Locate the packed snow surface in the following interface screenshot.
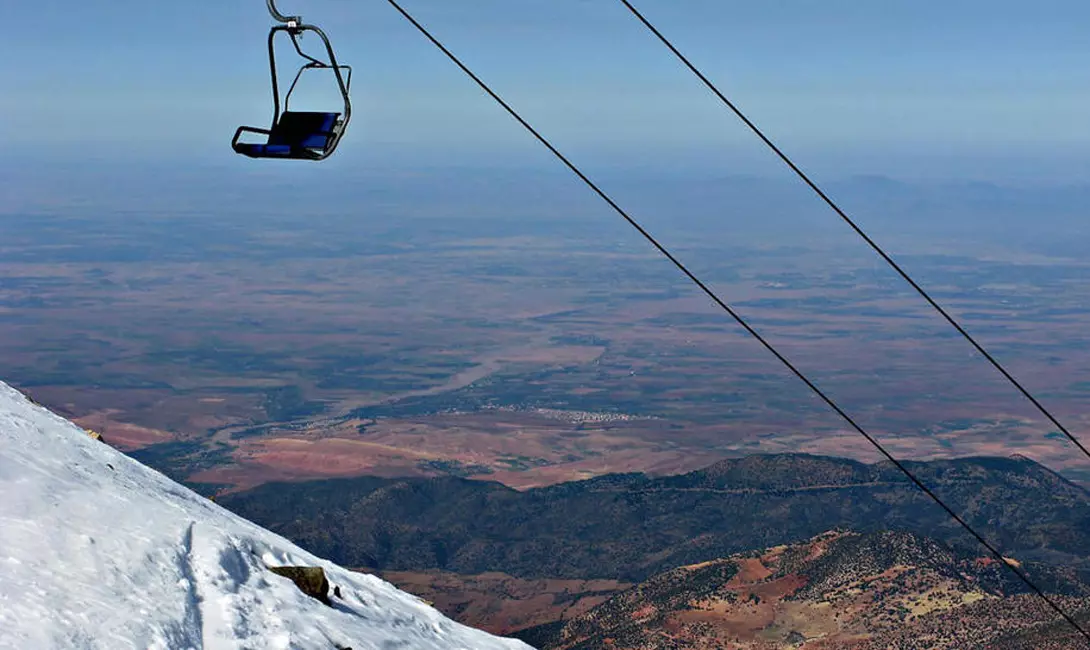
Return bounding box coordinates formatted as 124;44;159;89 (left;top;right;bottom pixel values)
0;381;533;650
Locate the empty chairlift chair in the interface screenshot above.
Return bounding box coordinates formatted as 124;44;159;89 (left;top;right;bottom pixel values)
232;6;352;161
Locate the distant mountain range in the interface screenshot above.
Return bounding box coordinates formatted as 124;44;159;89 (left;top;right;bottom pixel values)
219;453;1090;582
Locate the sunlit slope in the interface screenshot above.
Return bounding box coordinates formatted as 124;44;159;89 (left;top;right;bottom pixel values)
0;381;532;650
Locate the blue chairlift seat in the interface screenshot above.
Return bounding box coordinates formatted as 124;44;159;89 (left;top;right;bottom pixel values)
233;111;342;160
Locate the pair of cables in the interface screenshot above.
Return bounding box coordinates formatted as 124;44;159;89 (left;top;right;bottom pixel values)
380;0;1090;640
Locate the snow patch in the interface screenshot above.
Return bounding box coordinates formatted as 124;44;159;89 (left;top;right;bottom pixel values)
0;381;533;650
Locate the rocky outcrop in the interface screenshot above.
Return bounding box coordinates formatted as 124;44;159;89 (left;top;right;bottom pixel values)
268;565;331;605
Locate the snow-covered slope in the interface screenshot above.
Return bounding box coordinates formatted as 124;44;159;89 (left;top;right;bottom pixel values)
0;382;534;650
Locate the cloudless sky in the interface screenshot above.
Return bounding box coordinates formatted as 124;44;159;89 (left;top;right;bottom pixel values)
4;0;1090;183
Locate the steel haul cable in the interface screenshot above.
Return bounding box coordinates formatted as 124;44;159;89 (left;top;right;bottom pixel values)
617;0;1090;465
381;0;1090;641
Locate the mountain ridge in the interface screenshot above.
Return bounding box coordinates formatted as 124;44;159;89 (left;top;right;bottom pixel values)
219;451;1090;582
516;529;1090;649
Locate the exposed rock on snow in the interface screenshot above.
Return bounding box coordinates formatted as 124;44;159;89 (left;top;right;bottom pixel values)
267;566;331;605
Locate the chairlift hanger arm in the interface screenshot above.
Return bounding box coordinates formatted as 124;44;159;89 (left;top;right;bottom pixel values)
264;1;341;75
267;23;351;118
267;0;301;25
287;29;329;68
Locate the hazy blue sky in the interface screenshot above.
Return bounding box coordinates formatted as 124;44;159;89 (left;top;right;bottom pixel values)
4;0;1090;183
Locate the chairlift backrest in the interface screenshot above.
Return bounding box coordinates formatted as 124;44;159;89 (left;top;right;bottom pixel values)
269;111;341;150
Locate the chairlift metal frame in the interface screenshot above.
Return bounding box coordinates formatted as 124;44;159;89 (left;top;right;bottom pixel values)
231;0;353;160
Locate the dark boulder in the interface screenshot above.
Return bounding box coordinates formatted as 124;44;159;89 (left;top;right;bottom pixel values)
268;565;330;605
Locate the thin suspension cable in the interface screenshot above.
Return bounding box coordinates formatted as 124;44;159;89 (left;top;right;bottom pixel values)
617;0;1090;464
381;0;1090;640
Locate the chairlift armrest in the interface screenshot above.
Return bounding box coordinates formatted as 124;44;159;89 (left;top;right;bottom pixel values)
232;125;273;148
